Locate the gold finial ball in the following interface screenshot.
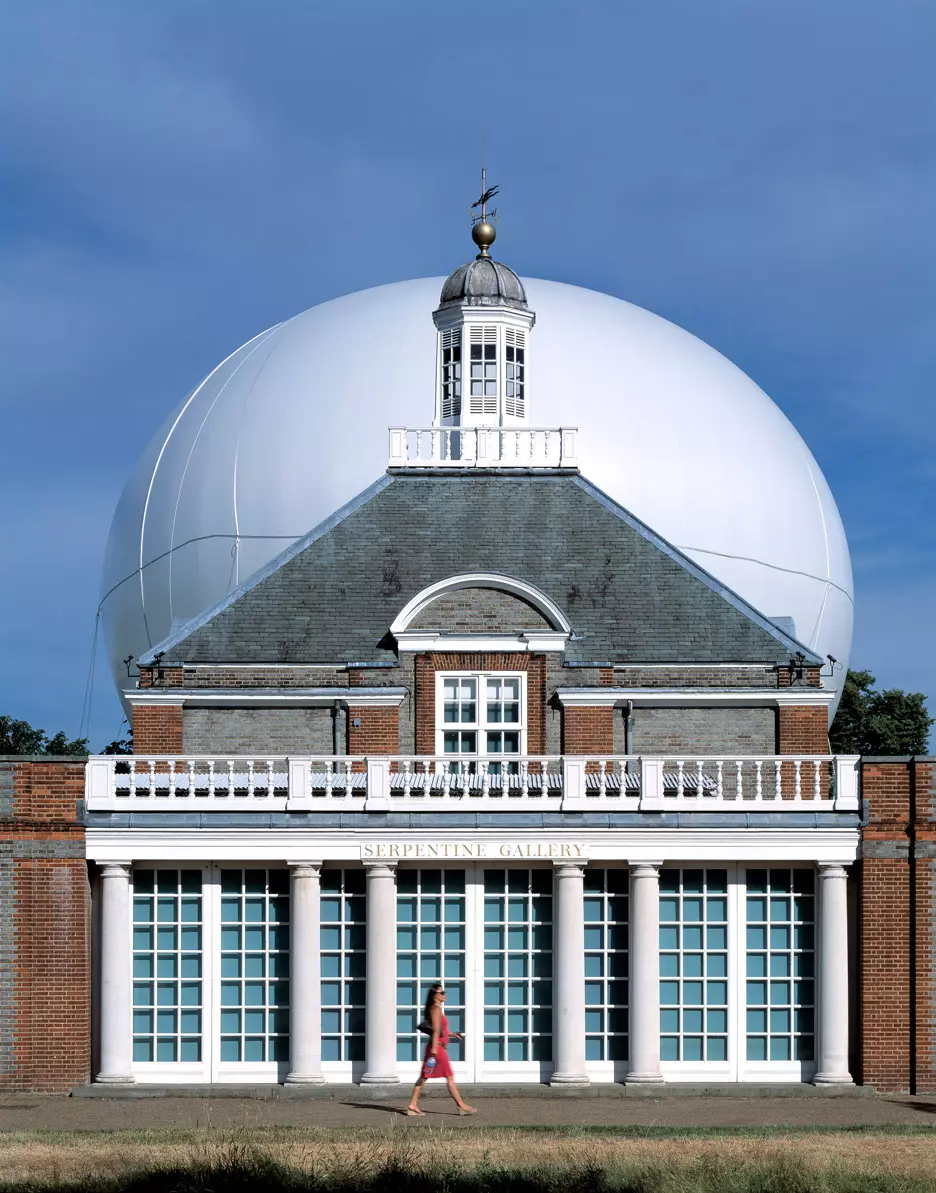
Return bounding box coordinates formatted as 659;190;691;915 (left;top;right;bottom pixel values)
472;220;496;255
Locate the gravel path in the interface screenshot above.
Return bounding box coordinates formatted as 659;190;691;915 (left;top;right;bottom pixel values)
1;1093;935;1132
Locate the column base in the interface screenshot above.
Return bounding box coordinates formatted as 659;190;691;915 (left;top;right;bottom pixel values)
813;1073;854;1086
625;1072;664;1084
359;1074;401;1085
285;1073;327;1085
95;1073;136;1085
550;1072;590;1086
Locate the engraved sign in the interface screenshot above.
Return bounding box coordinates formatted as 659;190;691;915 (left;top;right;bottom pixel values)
360;841;588;860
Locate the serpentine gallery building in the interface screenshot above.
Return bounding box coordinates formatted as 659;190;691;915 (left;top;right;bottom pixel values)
2;205;934;1095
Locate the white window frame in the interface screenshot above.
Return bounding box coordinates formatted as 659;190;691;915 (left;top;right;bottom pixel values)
434;671;528;762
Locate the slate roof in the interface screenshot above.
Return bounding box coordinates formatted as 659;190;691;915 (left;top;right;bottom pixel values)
140;472;821;667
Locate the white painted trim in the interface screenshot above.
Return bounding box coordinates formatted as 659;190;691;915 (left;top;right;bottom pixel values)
555;688;835;708
126;691;406;708
390;573;572;635
434;670;528;766
395;632;568;653
86;827;859;865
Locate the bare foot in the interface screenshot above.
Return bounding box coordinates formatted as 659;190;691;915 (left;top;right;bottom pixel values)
457;1105;477;1115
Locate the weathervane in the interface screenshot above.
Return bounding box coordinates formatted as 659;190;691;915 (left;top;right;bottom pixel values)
469;152;498;258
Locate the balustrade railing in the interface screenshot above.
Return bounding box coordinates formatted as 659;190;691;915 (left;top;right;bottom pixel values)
387;426;578;469
85;754;860;812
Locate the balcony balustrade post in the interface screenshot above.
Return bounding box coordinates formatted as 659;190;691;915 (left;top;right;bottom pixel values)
833;757;860;811
388;427;407;467
286;759;313;811
561;757;588;810
639;758;665;810
365;758;392;810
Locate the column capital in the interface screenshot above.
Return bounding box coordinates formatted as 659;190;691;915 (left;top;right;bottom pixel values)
99;861;132;878
817;862;850;878
552;859;588;874
362;860;398;875
288;861;323;877
629;861;663;878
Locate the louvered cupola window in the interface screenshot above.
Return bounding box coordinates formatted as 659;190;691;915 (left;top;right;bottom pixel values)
505;329;526;418
469;326;498;416
440;330;462;419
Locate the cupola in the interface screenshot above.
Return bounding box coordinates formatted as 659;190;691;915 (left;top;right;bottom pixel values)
432;178;536;428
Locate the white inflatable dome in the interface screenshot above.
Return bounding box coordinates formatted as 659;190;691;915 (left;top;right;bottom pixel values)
102;277;853;714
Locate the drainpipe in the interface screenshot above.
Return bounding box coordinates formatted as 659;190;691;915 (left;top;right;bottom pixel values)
332;701;342;755
624;700;634;755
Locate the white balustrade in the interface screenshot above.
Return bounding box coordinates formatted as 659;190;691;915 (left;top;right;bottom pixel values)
84;754;857;811
387;425;578;469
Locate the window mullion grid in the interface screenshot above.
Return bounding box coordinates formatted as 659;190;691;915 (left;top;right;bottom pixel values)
583;868;629;1062
396;869;467;1062
659;868;729;1064
482;868;552;1063
744;867;815;1064
320;869;366;1062
132;867;204;1065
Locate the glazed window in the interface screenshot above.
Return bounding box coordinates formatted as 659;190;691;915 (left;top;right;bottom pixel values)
505;329;526;418
436;673;526;772
468;327;498;415
440;330;461;419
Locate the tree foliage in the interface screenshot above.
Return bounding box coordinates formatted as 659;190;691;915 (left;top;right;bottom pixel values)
830;669;934;755
0;715;89;756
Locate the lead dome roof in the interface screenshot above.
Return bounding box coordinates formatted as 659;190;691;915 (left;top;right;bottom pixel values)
438;257;528;310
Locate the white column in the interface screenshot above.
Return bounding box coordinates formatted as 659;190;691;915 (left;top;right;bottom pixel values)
550;861;589;1085
96;862;134;1084
361;861;400;1084
286;861;326;1084
815;863;853;1084
627;861;664;1083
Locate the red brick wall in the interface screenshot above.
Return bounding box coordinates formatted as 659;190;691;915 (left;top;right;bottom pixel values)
0;760;89;1093
346;706;400;755
777;705;829;753
132;705;183;753
562;706;615;755
414;653;547;755
859;757;936;1093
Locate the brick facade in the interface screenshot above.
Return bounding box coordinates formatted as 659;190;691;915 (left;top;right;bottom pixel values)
562;706;615;755
132;705;183;753
414;652;547;755
347;706;400;755
0;759;89;1093
859;757;936;1093
777;704;829;754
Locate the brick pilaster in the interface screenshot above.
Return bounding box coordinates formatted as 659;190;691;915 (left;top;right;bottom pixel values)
347;707;400;755
132;705;183;753
562;706;615;755
859;757;936;1093
0;760;89;1093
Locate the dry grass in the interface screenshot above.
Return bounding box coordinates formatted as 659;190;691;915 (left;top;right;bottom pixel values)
1;1126;935;1191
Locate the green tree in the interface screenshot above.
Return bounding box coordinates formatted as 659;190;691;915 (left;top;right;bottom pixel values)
830;669;933;755
0;716;89;756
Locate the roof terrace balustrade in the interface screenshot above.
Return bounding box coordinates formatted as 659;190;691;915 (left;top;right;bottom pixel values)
387;426;578;469
85;753;860;813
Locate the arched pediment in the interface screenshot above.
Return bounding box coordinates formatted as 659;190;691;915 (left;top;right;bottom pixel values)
390;573;572;653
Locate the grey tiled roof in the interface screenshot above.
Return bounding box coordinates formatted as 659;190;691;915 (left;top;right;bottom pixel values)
438;258;528;310
141;473;820;667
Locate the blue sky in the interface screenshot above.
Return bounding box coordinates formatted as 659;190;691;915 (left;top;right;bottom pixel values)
1;0;933;750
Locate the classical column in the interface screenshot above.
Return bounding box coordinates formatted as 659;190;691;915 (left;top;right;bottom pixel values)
96;862;135;1084
286;861;326;1084
814;863;853;1084
551;861;590;1084
627;861;664;1083
361;861;400;1084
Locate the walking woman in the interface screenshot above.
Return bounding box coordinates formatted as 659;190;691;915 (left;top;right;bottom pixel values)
406;983;476;1116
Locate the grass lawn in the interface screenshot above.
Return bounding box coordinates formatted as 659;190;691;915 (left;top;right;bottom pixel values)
1;1125;935;1191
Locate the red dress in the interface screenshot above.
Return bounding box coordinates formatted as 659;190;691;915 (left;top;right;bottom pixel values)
421;1013;454;1079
